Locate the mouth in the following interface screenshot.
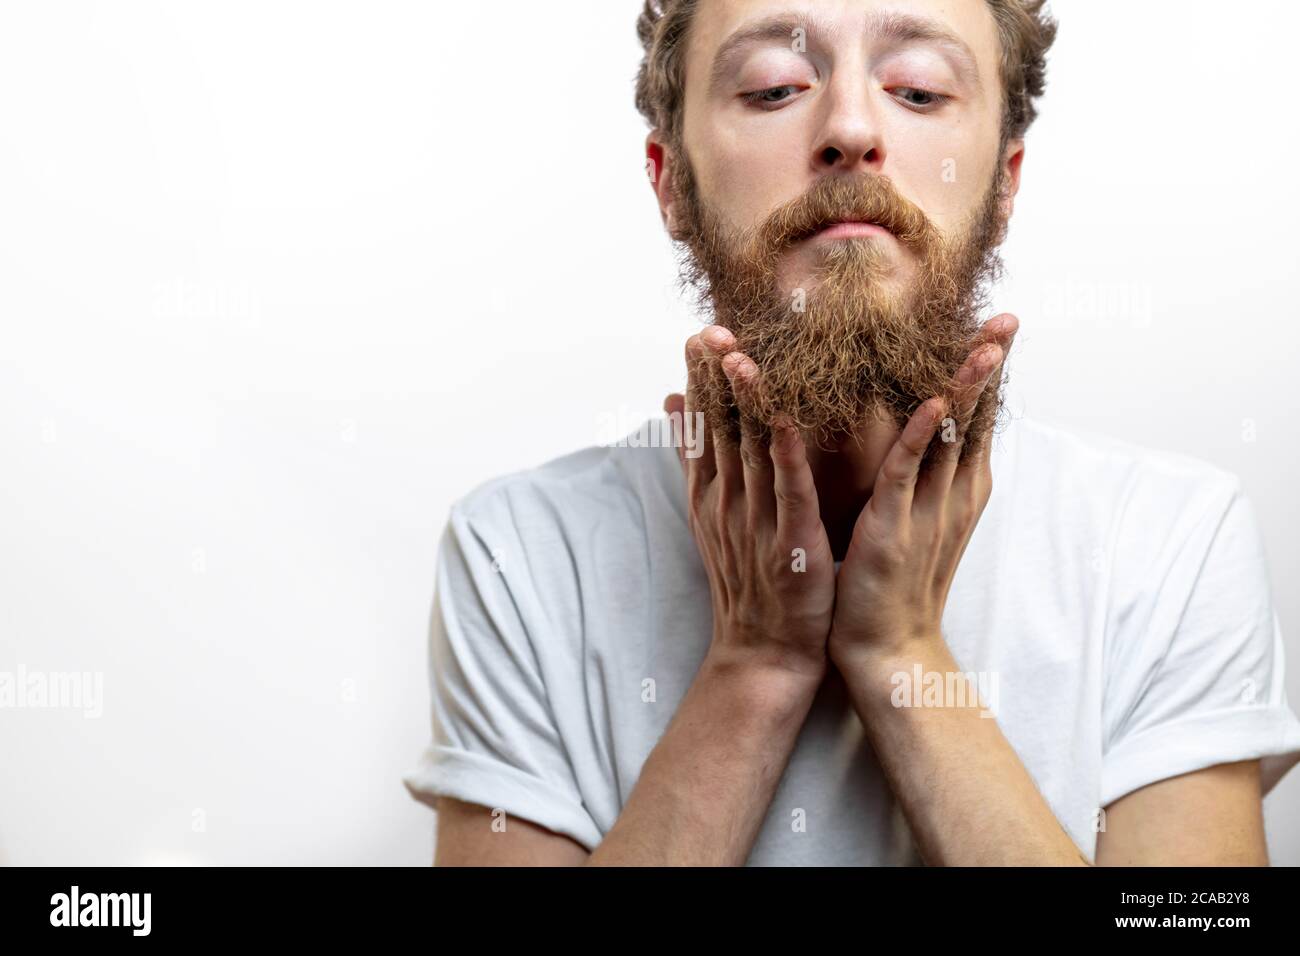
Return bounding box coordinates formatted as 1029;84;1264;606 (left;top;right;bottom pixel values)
807;220;893;243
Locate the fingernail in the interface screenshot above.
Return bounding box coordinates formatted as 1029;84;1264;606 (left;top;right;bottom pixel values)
702;326;730;348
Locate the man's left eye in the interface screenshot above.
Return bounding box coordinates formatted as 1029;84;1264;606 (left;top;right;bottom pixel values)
891;87;947;109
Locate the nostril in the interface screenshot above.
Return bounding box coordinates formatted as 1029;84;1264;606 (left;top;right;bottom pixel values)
820;145;879;168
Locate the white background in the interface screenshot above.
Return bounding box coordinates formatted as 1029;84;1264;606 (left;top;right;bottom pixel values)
1;0;1297;865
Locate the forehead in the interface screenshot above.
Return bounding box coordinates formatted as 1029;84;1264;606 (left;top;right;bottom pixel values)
685;0;1003;86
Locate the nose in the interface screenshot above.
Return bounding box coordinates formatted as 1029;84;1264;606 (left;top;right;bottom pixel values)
811;71;886;175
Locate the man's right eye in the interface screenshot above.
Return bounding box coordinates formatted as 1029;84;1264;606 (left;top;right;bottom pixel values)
741;85;800;107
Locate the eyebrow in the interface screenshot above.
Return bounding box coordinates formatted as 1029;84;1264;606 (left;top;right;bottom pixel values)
709;9;982;93
866;10;982;92
708;13;836;91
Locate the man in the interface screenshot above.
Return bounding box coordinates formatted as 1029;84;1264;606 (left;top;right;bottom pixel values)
405;0;1300;865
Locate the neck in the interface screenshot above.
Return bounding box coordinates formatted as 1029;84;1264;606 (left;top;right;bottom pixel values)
803;424;895;561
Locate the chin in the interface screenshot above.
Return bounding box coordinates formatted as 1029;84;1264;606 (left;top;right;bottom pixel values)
780;243;910;297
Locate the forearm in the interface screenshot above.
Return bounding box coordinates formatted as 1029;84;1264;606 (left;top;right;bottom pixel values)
834;640;1089;866
586;649;822;866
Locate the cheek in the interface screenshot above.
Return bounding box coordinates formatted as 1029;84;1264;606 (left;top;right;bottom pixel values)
893;143;1000;237
695;132;809;233
875;99;998;224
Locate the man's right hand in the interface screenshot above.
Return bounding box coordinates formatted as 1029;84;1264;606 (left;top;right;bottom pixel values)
663;327;837;684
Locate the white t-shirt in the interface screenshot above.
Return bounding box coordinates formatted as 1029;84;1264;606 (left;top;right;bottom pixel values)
404;413;1300;864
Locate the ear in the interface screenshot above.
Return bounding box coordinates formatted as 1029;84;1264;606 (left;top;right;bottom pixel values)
999;138;1025;220
645;131;680;236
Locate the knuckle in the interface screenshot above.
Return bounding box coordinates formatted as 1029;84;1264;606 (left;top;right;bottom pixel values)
773;484;804;512
714;487;743;529
874;545;907;572
739;443;769;473
924;524;945;551
688;479;710;512
880;460;914;487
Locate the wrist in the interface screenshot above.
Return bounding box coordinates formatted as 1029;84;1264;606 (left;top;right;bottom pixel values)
828;629;949;679
831;638;960;725
702;642;827;699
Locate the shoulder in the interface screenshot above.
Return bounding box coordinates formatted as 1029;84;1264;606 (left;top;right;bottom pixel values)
446;424;682;560
998;413;1242;530
994;415;1256;628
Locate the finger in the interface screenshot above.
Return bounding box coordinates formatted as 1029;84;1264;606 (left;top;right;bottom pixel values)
662;392;686;472
694;346;743;492
684;335;717;489
699;324;736;358
977;312;1019;355
770;415;823;551
924;344;1002;504
720;350;774;519
930;343;1003;483
962;313;1018;463
699;325;741;451
870;396;948;528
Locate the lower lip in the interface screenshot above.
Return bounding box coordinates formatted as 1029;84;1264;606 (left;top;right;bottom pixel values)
812;222;891;241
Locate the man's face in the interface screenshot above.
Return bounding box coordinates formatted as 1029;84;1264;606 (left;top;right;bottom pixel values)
673;0;1010;295
654;0;1022;447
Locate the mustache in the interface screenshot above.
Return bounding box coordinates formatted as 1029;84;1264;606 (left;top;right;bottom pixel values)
756;174;940;252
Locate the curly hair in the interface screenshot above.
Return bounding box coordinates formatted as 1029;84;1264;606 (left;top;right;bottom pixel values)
635;1;1057;151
